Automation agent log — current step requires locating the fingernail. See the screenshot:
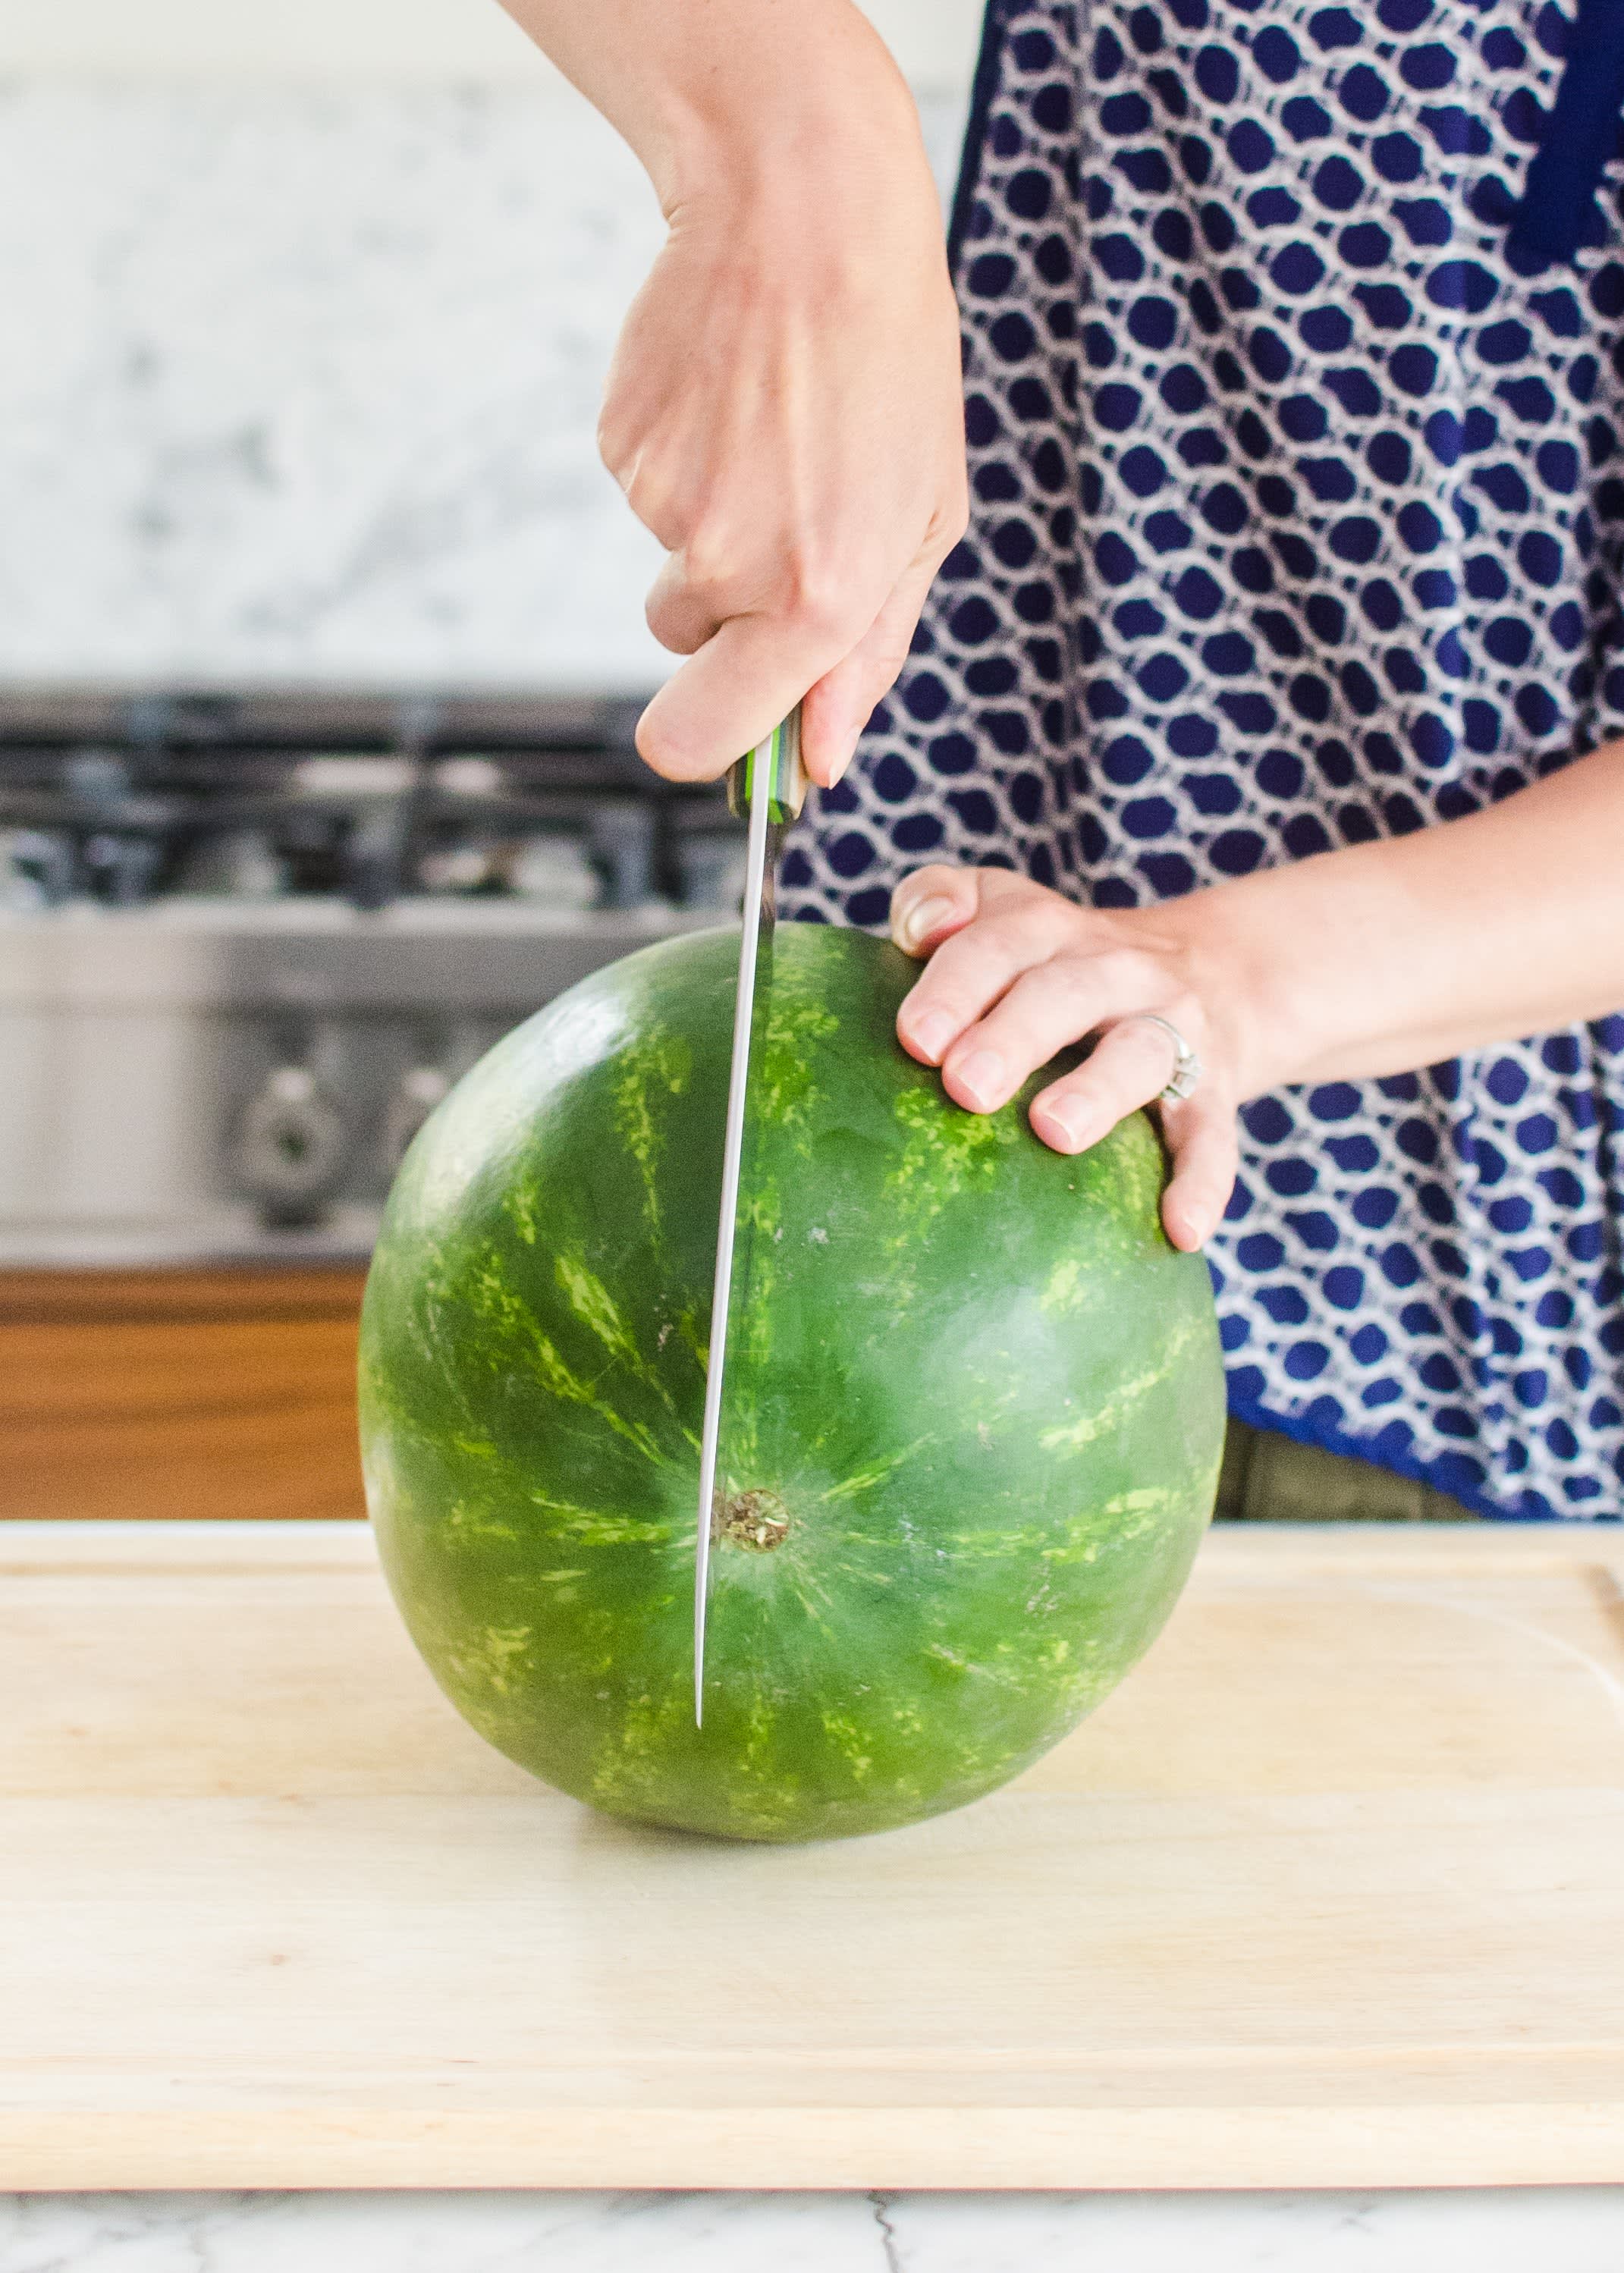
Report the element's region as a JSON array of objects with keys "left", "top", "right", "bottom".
[
  {"left": 953, "top": 1049, "right": 1006, "bottom": 1112},
  {"left": 825, "top": 738, "right": 859, "bottom": 791},
  {"left": 1040, "top": 1099, "right": 1092, "bottom": 1151},
  {"left": 1167, "top": 1204, "right": 1208, "bottom": 1251},
  {"left": 894, "top": 894, "right": 956, "bottom": 955},
  {"left": 906, "top": 1009, "right": 953, "bottom": 1062}
]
